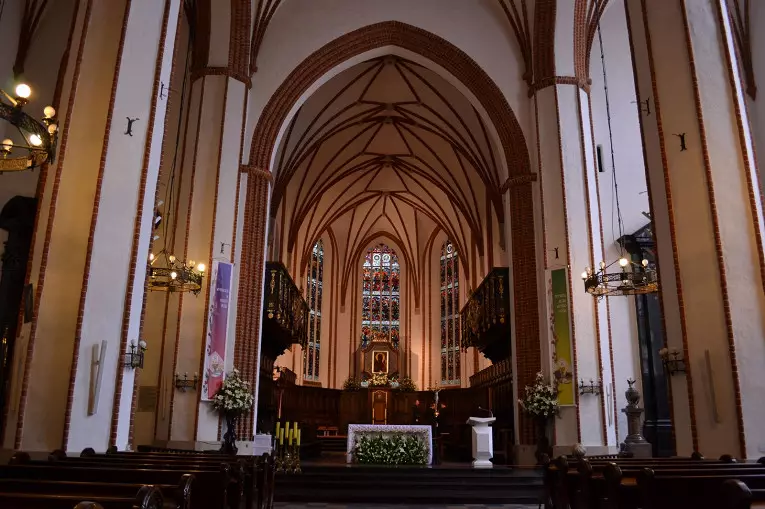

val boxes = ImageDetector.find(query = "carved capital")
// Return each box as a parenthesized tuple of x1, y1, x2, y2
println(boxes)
(501, 173, 538, 193)
(240, 164, 273, 182)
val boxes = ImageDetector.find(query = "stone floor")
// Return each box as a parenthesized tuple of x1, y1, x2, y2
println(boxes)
(274, 504, 538, 509)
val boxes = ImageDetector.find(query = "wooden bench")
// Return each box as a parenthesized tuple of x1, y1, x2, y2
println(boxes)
(0, 484, 162, 509)
(0, 461, 224, 509)
(0, 477, 191, 509)
(546, 454, 765, 509)
(90, 448, 275, 509)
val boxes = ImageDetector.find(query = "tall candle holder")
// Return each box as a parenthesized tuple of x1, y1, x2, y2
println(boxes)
(292, 441, 302, 473)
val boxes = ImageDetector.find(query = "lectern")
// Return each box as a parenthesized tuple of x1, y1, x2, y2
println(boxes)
(466, 416, 496, 468)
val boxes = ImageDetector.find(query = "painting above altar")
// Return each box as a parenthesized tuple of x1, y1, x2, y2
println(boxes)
(358, 337, 400, 380)
(346, 424, 433, 465)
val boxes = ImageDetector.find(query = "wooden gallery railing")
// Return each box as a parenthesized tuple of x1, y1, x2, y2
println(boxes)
(460, 267, 511, 363)
(258, 262, 308, 433)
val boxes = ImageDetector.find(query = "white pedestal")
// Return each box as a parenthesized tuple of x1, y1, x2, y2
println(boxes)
(467, 417, 496, 468)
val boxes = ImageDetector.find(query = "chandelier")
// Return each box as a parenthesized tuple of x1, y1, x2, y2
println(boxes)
(147, 249, 205, 294)
(0, 83, 58, 172)
(582, 26, 659, 298)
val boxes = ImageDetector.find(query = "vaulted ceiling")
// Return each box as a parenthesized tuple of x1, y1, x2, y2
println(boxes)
(271, 56, 505, 292)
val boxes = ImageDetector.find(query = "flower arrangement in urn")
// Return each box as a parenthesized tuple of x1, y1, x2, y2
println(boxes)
(519, 371, 559, 464)
(212, 369, 254, 454)
(518, 371, 559, 419)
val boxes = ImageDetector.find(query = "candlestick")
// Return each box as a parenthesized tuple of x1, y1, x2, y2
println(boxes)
(297, 429, 301, 446)
(275, 421, 281, 438)
(279, 427, 284, 445)
(294, 421, 298, 435)
(288, 428, 293, 446)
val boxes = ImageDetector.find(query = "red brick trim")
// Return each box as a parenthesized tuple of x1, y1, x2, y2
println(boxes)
(531, 76, 590, 95)
(680, 0, 745, 458)
(500, 173, 538, 193)
(243, 20, 539, 444)
(240, 164, 274, 181)
(228, 0, 251, 79)
(62, 0, 132, 450)
(191, 66, 251, 88)
(534, 0, 557, 83)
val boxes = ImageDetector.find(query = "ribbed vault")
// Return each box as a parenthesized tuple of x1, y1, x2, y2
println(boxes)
(272, 56, 505, 296)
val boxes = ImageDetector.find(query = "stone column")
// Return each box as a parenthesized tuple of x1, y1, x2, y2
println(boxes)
(625, 0, 765, 458)
(531, 1, 616, 452)
(5, 0, 181, 452)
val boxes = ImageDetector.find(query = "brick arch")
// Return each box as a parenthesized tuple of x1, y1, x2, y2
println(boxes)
(239, 20, 540, 444)
(247, 20, 530, 177)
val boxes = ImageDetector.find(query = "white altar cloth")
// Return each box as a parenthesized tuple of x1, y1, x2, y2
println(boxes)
(346, 424, 433, 464)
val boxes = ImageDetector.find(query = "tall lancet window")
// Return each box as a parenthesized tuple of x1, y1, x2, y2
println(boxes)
(361, 244, 400, 348)
(304, 241, 324, 381)
(440, 241, 460, 385)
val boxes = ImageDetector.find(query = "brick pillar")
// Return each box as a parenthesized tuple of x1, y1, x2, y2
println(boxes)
(235, 166, 272, 437)
(625, 0, 765, 459)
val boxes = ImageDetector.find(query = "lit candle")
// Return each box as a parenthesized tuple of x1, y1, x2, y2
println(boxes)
(288, 428, 293, 446)
(294, 421, 298, 436)
(279, 428, 284, 445)
(297, 429, 301, 446)
(275, 422, 280, 439)
(285, 421, 290, 435)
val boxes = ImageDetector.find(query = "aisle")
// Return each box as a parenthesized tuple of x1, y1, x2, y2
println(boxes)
(274, 504, 537, 509)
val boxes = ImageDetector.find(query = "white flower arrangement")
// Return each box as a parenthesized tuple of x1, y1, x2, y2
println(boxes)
(519, 371, 559, 419)
(353, 434, 427, 465)
(211, 369, 254, 416)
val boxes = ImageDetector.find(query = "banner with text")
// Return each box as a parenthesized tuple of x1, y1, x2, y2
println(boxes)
(202, 261, 233, 401)
(550, 268, 574, 405)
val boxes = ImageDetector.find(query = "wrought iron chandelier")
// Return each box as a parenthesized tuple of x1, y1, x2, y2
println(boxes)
(147, 250, 205, 294)
(0, 83, 58, 173)
(146, 36, 204, 295)
(581, 26, 658, 298)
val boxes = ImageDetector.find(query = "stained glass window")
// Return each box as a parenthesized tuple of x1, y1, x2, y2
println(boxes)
(361, 244, 400, 348)
(440, 241, 460, 385)
(303, 241, 323, 381)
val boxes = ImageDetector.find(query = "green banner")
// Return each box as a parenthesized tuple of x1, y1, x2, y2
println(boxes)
(551, 268, 574, 405)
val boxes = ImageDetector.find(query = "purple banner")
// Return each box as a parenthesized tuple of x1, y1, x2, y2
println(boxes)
(203, 260, 233, 401)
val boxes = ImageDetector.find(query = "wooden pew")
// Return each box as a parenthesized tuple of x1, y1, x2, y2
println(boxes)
(0, 477, 191, 509)
(546, 455, 765, 509)
(0, 460, 225, 509)
(0, 484, 162, 509)
(84, 448, 271, 509)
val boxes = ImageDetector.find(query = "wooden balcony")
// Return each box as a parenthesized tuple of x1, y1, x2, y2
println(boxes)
(262, 262, 309, 360)
(460, 267, 511, 363)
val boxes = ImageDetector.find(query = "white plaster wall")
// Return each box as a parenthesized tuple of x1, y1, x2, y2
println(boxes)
(689, 0, 765, 459)
(245, 0, 530, 172)
(749, 1, 765, 200)
(589, 2, 646, 444)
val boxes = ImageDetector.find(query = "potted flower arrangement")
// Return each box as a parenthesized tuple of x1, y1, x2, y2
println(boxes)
(343, 376, 362, 392)
(212, 369, 254, 455)
(394, 376, 417, 392)
(518, 371, 559, 463)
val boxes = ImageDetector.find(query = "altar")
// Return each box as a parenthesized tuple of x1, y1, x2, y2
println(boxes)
(346, 424, 433, 464)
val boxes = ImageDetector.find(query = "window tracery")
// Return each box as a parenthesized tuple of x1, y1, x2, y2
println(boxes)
(361, 244, 400, 349)
(304, 241, 323, 381)
(440, 241, 460, 385)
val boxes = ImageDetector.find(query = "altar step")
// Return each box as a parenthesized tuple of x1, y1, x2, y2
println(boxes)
(316, 436, 347, 452)
(274, 465, 543, 504)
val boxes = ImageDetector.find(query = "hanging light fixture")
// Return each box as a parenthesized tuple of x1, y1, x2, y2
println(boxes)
(146, 29, 204, 296)
(581, 26, 658, 298)
(147, 250, 205, 294)
(0, 83, 58, 172)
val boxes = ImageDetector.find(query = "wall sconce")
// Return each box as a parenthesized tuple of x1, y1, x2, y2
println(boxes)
(174, 372, 198, 392)
(124, 340, 147, 369)
(659, 347, 686, 375)
(578, 378, 602, 395)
